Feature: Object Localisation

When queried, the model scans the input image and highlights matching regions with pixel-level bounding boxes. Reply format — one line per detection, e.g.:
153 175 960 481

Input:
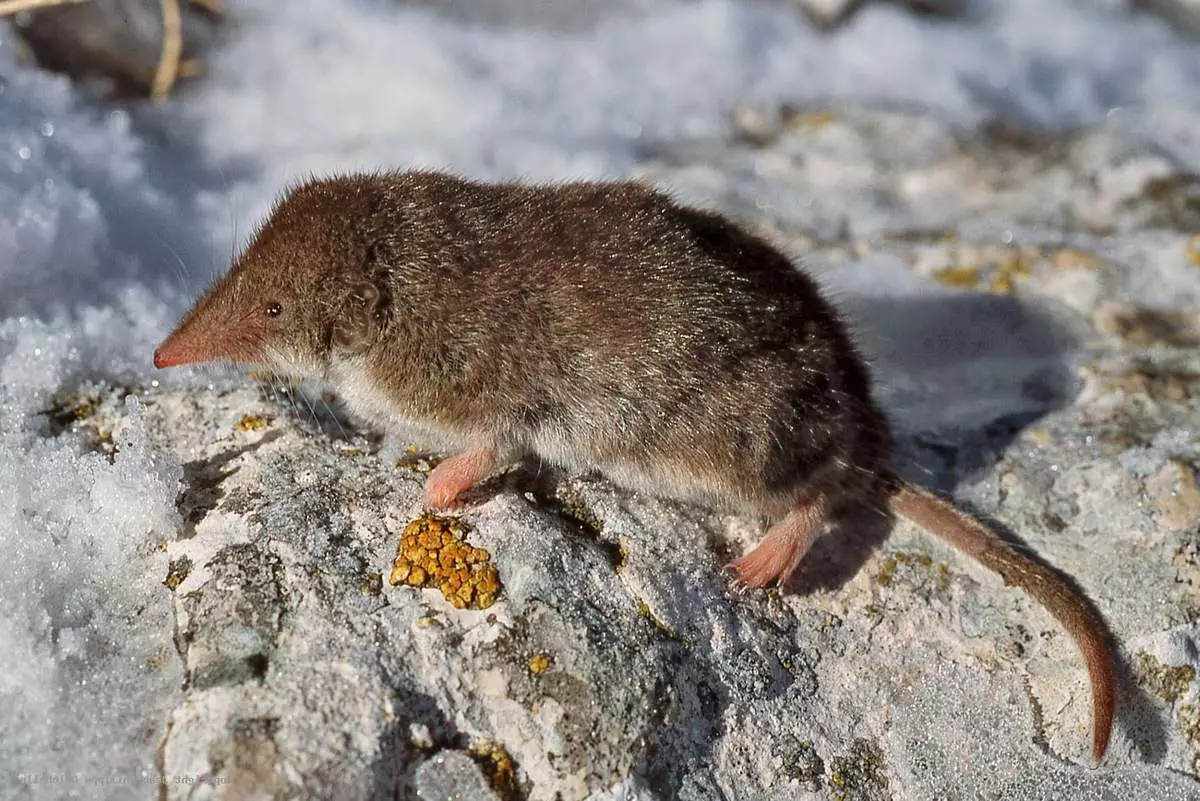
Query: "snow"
1 0 1199 794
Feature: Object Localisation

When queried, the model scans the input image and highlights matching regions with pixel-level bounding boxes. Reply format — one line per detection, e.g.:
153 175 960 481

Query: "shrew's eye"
266 302 282 317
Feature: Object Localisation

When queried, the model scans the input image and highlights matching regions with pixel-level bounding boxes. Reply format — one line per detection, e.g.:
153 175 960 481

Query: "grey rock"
69 104 1200 799
413 751 500 801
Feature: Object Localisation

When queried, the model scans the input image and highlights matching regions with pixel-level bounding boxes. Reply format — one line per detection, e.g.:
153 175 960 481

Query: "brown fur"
155 171 1115 761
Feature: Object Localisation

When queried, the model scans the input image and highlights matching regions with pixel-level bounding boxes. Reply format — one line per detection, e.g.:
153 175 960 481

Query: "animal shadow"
788 290 1085 592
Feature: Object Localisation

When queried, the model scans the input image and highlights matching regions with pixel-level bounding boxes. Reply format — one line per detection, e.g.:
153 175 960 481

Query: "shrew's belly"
528 421 792 516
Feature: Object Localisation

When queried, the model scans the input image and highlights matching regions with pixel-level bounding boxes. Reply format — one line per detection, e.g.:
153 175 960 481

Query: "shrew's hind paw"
727 495 827 589
423 447 499 510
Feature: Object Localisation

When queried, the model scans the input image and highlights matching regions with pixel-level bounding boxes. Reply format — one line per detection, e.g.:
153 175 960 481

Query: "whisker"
214 159 239 271
149 230 192 293
264 370 305 429
316 391 351 442
295 383 325 433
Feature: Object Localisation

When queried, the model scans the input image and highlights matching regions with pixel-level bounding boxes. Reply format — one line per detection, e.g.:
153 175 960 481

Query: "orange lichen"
234 414 270 432
389 514 502 610
528 653 553 675
468 740 521 801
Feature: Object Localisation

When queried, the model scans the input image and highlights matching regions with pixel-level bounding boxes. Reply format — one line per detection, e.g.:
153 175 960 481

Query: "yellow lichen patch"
359 572 383 596
925 244 1093 296
395 448 440 474
1092 304 1200 348
1051 247 1098 271
795 109 836 129
162 557 191 591
1187 235 1200 268
876 551 950 591
389 515 502 610
528 653 553 675
987 253 1031 294
53 392 102 422
468 740 521 801
1178 702 1200 773
1134 651 1197 703
234 414 270 432
1025 428 1053 448
635 597 678 638
146 644 172 671
931 265 982 288
46 392 116 453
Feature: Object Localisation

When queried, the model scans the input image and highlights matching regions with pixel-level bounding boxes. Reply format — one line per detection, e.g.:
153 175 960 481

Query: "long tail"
888 480 1115 763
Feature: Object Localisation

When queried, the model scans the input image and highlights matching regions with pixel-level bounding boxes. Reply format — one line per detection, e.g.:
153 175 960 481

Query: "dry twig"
150 0 182 102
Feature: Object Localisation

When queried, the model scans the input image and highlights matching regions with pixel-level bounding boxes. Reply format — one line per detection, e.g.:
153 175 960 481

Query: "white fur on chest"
326 359 468 451
327 359 402 425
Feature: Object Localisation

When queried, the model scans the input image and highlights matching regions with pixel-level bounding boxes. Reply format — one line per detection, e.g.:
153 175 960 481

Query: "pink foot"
729 496 827 588
424 447 499 510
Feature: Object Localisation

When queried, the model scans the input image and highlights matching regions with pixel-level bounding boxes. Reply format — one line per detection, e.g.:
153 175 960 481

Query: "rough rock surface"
62 105 1200 800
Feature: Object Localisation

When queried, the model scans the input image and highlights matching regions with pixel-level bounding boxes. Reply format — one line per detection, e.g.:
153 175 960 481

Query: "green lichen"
829 739 891 801
783 740 824 790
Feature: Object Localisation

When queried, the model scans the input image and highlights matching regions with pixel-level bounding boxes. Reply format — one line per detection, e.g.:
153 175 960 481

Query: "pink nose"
153 331 206 368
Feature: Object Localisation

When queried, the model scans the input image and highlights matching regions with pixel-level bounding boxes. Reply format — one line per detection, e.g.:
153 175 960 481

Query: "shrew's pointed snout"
153 295 266 369
153 338 188 369
153 325 209 369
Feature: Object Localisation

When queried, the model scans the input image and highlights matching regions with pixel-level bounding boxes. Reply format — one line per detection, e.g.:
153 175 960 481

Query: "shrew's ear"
332 279 388 353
